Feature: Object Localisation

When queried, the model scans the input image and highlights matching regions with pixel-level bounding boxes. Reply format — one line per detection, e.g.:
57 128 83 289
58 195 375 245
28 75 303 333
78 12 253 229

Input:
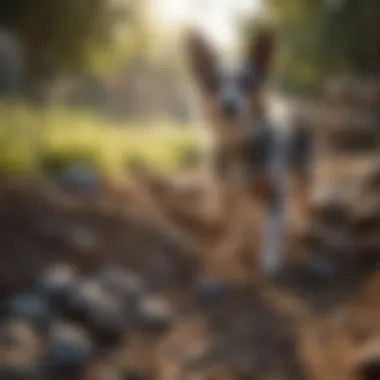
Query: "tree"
240 0 377 95
0 0 152 91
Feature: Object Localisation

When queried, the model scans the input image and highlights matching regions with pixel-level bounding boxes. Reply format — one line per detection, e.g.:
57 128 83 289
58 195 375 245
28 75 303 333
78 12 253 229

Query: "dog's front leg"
259 183 286 275
258 127 288 276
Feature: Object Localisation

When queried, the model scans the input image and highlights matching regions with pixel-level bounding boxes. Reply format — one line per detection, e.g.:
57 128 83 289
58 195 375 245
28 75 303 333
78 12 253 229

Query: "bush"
0 104 200 177
173 143 202 169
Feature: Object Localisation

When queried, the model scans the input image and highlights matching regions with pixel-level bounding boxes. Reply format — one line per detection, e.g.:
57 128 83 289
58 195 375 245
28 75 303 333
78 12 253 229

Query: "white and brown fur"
184 29 314 275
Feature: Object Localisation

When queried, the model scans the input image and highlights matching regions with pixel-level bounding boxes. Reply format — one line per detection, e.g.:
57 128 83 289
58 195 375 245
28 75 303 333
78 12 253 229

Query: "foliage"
241 0 374 95
89 0 158 74
0 104 200 177
0 0 156 80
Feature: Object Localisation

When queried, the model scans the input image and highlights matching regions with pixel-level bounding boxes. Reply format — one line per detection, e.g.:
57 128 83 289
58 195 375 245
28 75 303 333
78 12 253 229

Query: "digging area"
0 152 380 380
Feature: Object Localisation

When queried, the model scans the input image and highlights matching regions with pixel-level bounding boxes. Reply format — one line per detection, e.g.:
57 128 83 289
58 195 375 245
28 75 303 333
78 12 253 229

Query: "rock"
43 323 94 377
65 280 104 323
96 266 144 303
59 163 101 193
7 293 53 332
194 276 231 305
86 296 126 348
67 279 126 347
0 320 38 349
307 256 338 280
36 264 78 311
275 256 339 290
136 294 174 334
0 321 41 373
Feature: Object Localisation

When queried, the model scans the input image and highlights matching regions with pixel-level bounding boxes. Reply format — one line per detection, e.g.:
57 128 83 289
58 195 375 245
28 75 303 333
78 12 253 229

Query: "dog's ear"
245 28 275 84
184 30 219 93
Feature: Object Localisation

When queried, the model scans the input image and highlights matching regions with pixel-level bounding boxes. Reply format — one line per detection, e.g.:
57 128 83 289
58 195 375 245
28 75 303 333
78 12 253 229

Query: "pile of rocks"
316 76 380 154
0 264 176 379
282 158 380 310
2 158 380 380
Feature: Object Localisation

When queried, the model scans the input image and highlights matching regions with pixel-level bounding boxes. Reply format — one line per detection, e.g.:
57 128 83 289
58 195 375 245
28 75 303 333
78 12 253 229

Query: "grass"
0 103 201 178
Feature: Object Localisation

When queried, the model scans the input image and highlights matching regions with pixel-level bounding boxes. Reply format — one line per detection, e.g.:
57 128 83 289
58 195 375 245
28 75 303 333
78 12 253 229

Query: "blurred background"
0 0 378 178
1 2 380 380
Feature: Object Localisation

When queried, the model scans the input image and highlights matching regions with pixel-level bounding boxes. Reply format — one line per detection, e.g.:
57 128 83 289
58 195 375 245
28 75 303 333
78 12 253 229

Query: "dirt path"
0 155 380 380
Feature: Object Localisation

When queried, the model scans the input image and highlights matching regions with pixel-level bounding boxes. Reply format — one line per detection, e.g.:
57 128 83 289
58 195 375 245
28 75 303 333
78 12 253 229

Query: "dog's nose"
221 99 238 117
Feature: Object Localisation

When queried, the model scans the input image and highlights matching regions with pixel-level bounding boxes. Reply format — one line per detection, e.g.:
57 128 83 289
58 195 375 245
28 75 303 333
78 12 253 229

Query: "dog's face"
185 29 275 129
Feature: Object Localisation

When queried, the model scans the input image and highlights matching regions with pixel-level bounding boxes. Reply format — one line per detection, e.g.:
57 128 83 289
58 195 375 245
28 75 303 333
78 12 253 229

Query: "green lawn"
0 104 200 177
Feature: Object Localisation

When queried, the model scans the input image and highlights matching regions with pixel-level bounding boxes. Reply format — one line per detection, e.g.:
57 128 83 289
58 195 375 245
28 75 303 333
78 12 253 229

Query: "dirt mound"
316 77 380 154
0 156 380 380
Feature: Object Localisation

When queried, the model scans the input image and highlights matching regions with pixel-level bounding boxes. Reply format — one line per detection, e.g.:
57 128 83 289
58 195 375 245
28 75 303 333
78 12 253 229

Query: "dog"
184 28 314 275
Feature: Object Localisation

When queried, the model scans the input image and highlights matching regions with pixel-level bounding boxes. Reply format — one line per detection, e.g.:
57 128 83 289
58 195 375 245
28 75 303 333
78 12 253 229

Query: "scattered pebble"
97 266 144 302
66 280 107 323
136 295 174 334
0 321 41 374
59 164 100 193
43 323 94 377
36 264 78 309
308 256 337 279
0 320 39 353
195 276 231 304
7 294 53 332
86 295 126 348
